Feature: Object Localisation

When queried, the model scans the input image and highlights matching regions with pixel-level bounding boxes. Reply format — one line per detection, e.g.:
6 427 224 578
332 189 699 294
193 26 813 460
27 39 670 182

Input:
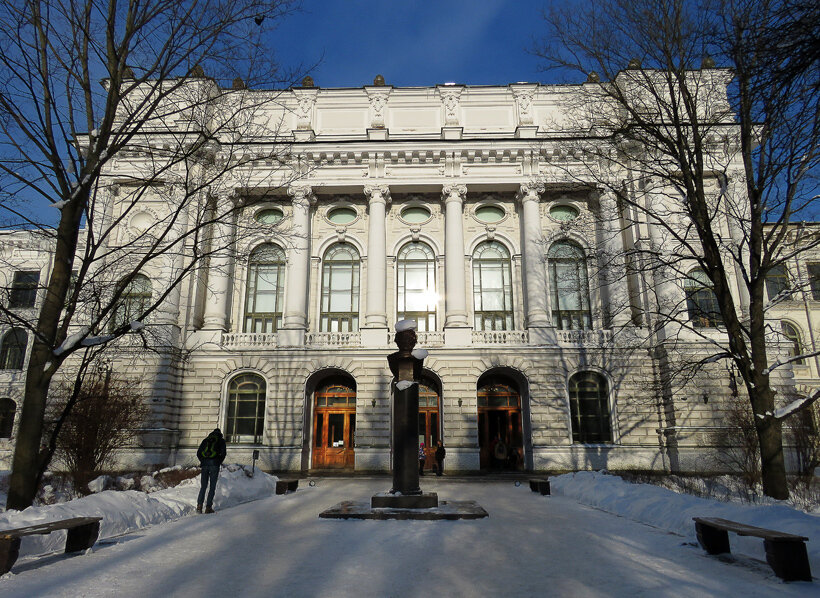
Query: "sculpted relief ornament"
438 86 464 126
365 88 392 128
293 89 318 130
511 86 536 126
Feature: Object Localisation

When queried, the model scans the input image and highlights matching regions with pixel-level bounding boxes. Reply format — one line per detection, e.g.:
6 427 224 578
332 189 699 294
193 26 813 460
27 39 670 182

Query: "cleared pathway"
1 478 814 597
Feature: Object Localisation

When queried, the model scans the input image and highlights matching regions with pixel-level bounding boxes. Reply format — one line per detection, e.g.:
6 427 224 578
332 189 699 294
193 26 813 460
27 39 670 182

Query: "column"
279 185 314 345
202 192 235 331
517 182 551 331
599 190 632 328
363 185 390 330
443 184 469 329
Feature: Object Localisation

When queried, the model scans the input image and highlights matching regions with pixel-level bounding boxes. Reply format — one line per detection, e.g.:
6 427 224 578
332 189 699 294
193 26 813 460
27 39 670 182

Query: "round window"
327 207 357 225
400 206 431 224
475 205 505 223
550 205 579 221
255 208 283 224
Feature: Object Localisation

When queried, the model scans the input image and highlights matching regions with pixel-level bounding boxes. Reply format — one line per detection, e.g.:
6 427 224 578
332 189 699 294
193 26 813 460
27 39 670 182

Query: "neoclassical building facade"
1 74 816 473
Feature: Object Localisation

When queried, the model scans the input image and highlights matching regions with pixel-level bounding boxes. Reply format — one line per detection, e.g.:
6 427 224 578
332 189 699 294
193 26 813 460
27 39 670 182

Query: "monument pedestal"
371 492 439 509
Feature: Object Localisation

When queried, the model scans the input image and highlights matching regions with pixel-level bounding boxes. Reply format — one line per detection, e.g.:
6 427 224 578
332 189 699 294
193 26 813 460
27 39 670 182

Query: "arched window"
320 244 360 332
0 328 27 370
684 268 722 328
548 241 591 330
397 242 437 331
473 241 514 331
226 373 266 444
244 244 286 333
781 321 804 365
112 274 152 329
568 372 611 443
0 398 15 438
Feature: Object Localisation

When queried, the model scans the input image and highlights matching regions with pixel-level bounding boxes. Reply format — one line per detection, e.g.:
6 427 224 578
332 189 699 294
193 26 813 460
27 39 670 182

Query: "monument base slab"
319 500 488 520
371 492 439 509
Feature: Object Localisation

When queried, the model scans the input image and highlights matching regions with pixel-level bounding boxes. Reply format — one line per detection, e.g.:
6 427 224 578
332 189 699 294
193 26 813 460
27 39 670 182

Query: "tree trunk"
6 360 51 510
751 386 789 499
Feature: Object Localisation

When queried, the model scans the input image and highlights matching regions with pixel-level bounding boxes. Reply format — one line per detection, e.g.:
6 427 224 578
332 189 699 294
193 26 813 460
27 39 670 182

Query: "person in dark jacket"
196 428 227 513
435 441 445 476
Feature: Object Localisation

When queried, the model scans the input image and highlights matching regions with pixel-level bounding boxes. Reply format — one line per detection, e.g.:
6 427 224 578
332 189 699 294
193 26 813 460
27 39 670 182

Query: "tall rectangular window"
9 271 39 308
809 264 820 301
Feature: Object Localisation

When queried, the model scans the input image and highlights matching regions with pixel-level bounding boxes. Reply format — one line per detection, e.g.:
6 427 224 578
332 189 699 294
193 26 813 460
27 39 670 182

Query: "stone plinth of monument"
319 320 487 521
320 499 489 521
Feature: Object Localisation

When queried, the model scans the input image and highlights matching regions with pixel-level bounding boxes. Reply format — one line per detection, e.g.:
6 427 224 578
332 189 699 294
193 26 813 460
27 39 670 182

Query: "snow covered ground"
0 471 817 597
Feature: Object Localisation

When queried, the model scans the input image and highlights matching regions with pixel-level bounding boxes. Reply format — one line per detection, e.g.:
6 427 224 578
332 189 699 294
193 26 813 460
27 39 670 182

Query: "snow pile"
552 471 820 571
0 465 278 559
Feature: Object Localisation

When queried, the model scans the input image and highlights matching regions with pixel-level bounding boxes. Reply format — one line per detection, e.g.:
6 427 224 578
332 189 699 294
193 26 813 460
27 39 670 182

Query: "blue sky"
270 0 550 88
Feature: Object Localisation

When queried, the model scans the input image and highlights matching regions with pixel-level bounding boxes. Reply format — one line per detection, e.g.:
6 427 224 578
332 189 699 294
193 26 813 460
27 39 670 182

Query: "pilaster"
363 184 390 331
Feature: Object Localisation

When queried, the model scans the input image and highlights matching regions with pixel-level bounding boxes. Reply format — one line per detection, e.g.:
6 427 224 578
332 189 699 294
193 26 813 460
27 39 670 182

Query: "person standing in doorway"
435 440 445 476
418 442 426 476
197 428 227 513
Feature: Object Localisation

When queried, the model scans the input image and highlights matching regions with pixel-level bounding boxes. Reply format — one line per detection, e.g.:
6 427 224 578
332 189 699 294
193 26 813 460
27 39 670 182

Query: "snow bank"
0 465 278 559
552 471 820 571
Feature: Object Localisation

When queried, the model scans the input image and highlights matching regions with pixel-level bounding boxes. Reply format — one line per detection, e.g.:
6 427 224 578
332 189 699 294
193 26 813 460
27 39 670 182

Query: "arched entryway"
417 375 441 472
477 374 524 470
312 376 356 469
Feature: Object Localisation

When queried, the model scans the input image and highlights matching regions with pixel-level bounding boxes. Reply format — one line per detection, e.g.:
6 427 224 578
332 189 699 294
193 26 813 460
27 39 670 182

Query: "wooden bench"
275 479 299 495
529 478 551 495
0 516 103 575
693 517 811 582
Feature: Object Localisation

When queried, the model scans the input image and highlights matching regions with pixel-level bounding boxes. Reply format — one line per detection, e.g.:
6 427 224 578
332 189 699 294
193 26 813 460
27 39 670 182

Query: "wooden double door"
477 382 524 470
313 383 356 469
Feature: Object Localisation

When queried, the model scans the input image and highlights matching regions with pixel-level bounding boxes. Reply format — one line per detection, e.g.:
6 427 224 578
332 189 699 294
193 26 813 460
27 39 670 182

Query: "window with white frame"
765 264 790 301
244 244 286 333
548 241 592 330
0 328 27 370
684 268 723 328
568 372 611 443
8 270 39 308
225 373 266 444
320 243 360 332
472 241 514 331
112 274 152 330
0 398 15 438
397 242 437 331
780 321 804 365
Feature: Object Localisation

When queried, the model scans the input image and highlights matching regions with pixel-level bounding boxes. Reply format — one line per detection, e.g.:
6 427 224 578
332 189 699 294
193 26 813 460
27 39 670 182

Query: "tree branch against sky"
533 0 819 499
0 0 303 510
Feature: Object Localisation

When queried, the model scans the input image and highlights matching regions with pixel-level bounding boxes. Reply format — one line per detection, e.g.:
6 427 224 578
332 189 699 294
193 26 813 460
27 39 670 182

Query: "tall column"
363 185 390 330
517 182 551 330
598 190 632 328
202 192 235 331
443 184 469 329
280 185 314 345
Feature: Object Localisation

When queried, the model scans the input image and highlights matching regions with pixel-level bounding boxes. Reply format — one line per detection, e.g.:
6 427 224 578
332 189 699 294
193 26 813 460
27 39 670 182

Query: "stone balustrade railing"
305 332 361 347
556 329 613 345
388 331 445 347
222 332 278 349
472 330 530 345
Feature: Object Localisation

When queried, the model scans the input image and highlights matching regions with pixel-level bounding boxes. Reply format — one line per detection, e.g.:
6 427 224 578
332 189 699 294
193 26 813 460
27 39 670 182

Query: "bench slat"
0 517 103 540
693 517 808 541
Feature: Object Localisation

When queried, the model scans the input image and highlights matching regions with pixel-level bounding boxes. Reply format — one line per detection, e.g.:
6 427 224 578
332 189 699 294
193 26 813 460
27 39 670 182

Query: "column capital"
363 184 391 205
288 184 315 208
442 184 467 203
517 181 545 204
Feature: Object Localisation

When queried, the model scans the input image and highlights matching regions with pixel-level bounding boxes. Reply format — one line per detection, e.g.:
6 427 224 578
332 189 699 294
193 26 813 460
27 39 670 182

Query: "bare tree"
0 0 304 509
46 364 149 495
533 0 819 498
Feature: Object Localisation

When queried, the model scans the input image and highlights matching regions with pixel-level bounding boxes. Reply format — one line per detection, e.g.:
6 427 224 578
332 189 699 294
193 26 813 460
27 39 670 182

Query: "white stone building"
1 73 817 474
